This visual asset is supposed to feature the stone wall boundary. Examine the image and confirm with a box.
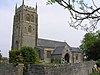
[0,61,95,75]
[28,61,95,75]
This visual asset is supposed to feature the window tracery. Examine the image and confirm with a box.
[31,15,34,22]
[26,14,30,21]
[28,26,32,33]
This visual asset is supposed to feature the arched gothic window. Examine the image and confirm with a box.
[24,27,27,33]
[28,26,32,33]
[18,14,20,22]
[26,14,30,21]
[16,14,20,22]
[31,15,34,22]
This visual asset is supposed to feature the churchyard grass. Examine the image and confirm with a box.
[89,71,99,75]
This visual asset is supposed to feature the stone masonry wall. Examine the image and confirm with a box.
[0,62,24,75]
[0,61,95,75]
[28,61,95,75]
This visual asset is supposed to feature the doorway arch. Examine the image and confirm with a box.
[64,53,70,63]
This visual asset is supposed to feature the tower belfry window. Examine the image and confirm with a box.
[28,26,32,33]
[26,14,30,21]
[31,15,34,22]
[16,14,20,22]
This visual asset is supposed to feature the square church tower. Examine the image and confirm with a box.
[12,0,38,50]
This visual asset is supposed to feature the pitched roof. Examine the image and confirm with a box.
[38,38,67,48]
[53,46,65,54]
[52,46,80,55]
[70,47,80,52]
[37,38,80,53]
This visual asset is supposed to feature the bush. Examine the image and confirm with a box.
[0,53,2,62]
[96,59,100,67]
[9,46,39,64]
[9,50,23,64]
[21,46,39,64]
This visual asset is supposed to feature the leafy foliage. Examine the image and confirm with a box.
[96,59,100,67]
[21,46,39,64]
[0,53,2,61]
[89,71,99,75]
[9,50,23,64]
[80,30,100,60]
[47,0,100,32]
[9,46,39,74]
[9,46,39,64]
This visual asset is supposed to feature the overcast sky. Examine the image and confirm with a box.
[0,0,88,57]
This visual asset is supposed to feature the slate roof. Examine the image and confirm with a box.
[38,38,67,48]
[70,47,80,53]
[37,38,80,53]
[52,46,65,54]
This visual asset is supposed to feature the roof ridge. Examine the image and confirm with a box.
[38,38,66,43]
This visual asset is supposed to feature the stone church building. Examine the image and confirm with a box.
[12,0,83,63]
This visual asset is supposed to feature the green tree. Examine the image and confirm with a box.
[9,46,39,64]
[9,46,39,74]
[0,50,2,61]
[47,0,100,32]
[20,46,39,74]
[0,53,2,61]
[9,50,23,64]
[87,40,100,60]
[80,31,100,60]
[21,46,39,64]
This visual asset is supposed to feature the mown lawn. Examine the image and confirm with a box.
[89,71,99,75]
